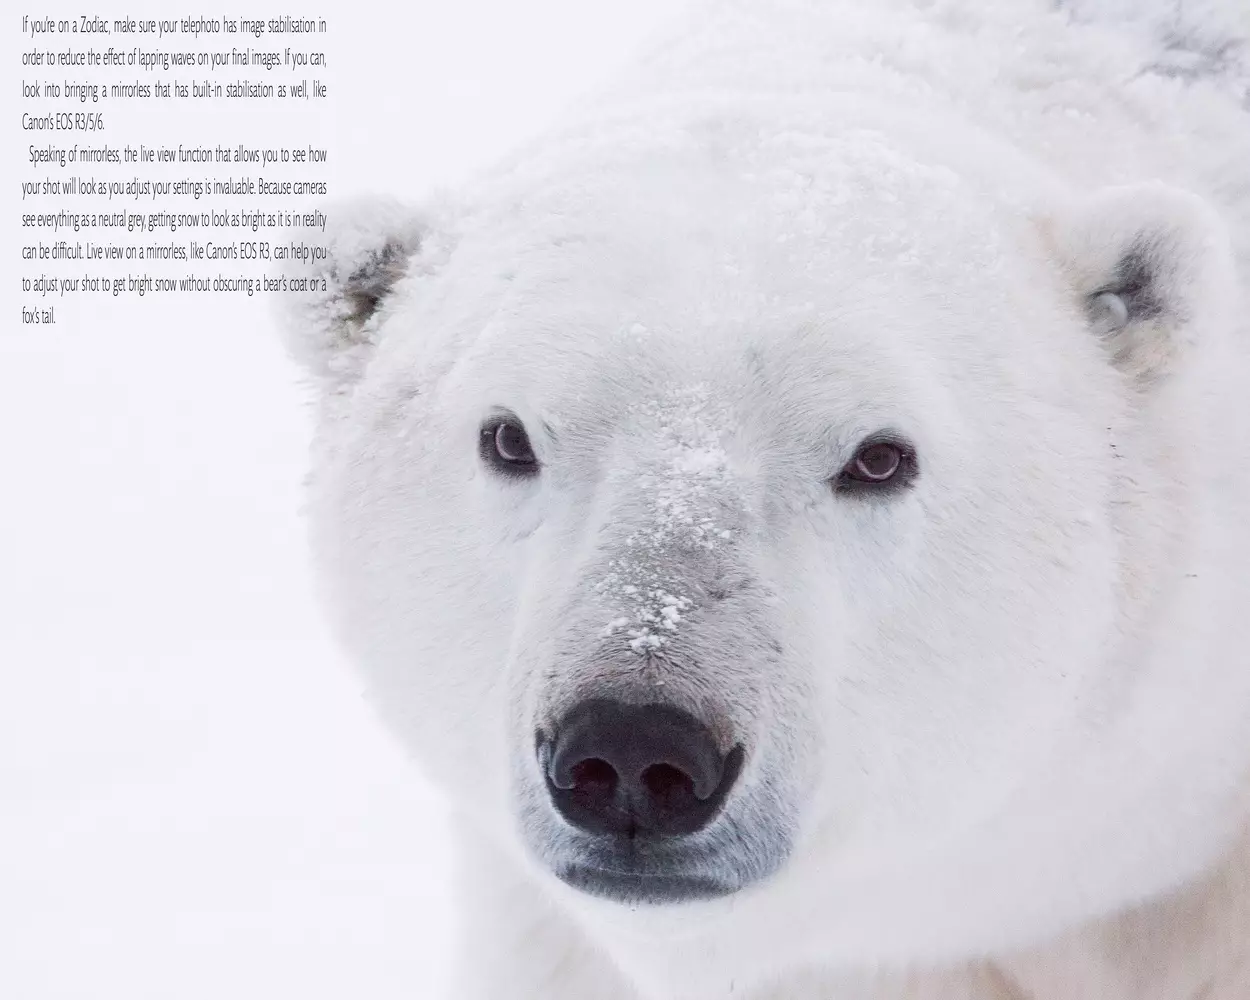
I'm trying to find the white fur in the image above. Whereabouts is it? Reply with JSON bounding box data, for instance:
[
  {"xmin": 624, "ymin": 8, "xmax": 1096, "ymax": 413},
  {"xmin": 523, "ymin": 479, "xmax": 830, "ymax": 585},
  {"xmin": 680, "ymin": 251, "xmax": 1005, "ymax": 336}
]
[{"xmin": 277, "ymin": 1, "xmax": 1250, "ymax": 997}]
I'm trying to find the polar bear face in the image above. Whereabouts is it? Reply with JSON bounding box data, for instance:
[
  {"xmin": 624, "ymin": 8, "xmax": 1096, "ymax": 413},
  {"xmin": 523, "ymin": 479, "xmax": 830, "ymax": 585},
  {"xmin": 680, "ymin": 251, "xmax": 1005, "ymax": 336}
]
[{"xmin": 284, "ymin": 122, "xmax": 1237, "ymax": 968}]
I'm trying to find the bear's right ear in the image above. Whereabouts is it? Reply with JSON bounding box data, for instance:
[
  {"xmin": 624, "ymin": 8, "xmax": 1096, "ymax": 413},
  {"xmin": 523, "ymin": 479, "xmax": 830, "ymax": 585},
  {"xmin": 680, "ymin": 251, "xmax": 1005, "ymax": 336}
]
[{"xmin": 277, "ymin": 196, "xmax": 427, "ymax": 386}]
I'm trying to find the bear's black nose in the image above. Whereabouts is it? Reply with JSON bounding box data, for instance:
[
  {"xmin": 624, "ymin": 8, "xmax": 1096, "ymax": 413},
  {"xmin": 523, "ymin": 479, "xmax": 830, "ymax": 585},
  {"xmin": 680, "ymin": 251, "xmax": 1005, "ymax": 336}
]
[{"xmin": 540, "ymin": 699, "xmax": 744, "ymax": 838}]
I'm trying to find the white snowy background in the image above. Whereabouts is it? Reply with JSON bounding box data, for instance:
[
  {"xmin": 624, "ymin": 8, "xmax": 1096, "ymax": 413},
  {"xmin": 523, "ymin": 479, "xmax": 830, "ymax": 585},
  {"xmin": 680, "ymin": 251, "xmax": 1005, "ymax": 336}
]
[{"xmin": 2, "ymin": 3, "xmax": 675, "ymax": 996}]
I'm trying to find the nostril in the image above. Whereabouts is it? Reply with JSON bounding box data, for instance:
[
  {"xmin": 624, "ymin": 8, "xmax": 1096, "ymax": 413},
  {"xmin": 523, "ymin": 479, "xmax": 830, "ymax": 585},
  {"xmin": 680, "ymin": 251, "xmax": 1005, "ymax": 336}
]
[
  {"xmin": 640, "ymin": 762, "xmax": 697, "ymax": 806},
  {"xmin": 570, "ymin": 757, "xmax": 617, "ymax": 795}
]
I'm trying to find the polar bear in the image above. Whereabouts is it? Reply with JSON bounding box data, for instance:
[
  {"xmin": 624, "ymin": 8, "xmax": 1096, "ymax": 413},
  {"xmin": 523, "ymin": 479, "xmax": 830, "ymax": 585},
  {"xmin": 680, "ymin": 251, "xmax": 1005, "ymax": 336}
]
[{"xmin": 277, "ymin": 1, "xmax": 1250, "ymax": 997}]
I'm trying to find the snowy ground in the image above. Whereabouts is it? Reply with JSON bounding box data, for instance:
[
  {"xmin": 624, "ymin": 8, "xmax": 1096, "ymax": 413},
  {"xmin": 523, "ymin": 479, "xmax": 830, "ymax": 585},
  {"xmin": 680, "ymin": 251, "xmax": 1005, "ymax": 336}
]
[
  {"xmin": 0, "ymin": 303, "xmax": 460, "ymax": 998},
  {"xmin": 2, "ymin": 3, "xmax": 675, "ymax": 996}
]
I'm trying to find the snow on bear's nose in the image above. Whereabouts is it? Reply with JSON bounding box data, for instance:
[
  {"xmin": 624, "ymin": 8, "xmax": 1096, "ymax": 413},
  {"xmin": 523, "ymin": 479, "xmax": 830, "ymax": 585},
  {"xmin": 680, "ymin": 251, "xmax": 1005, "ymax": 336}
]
[{"xmin": 593, "ymin": 382, "xmax": 744, "ymax": 655}]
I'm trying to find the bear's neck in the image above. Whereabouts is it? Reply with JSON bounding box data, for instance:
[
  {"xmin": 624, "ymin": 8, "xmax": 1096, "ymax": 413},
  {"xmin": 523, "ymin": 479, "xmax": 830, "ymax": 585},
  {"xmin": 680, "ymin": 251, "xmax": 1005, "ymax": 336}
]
[{"xmin": 1002, "ymin": 812, "xmax": 1250, "ymax": 997}]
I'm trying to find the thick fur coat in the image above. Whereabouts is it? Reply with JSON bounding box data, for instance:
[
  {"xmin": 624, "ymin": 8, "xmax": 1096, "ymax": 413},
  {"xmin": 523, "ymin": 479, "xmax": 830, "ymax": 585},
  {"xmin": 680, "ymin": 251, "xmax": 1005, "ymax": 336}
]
[{"xmin": 278, "ymin": 2, "xmax": 1250, "ymax": 997}]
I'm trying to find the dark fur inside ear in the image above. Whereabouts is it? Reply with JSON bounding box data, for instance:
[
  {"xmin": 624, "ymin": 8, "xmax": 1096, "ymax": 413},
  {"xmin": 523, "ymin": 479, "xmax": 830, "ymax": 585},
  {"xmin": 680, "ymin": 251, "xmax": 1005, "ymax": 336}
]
[
  {"xmin": 341, "ymin": 239, "xmax": 413, "ymax": 330},
  {"xmin": 275, "ymin": 196, "xmax": 427, "ymax": 385},
  {"xmin": 1099, "ymin": 241, "xmax": 1165, "ymax": 324},
  {"xmin": 1046, "ymin": 183, "xmax": 1235, "ymax": 383}
]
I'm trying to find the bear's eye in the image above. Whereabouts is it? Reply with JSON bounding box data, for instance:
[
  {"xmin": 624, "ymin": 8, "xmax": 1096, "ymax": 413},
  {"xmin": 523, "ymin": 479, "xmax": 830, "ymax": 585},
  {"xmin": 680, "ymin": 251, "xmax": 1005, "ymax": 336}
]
[
  {"xmin": 481, "ymin": 418, "xmax": 539, "ymax": 476},
  {"xmin": 835, "ymin": 437, "xmax": 916, "ymax": 495}
]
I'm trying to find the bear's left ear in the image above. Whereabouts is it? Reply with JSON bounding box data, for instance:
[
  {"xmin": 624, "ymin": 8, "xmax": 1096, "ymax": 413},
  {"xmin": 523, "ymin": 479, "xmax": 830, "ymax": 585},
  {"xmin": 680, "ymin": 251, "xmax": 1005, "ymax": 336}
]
[
  {"xmin": 275, "ymin": 196, "xmax": 430, "ymax": 387},
  {"xmin": 1041, "ymin": 182, "xmax": 1236, "ymax": 383}
]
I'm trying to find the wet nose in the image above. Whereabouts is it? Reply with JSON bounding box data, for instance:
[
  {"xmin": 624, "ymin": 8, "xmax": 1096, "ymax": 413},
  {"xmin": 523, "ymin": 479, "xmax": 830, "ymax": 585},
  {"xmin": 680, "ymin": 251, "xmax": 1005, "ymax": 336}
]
[{"xmin": 540, "ymin": 699, "xmax": 744, "ymax": 838}]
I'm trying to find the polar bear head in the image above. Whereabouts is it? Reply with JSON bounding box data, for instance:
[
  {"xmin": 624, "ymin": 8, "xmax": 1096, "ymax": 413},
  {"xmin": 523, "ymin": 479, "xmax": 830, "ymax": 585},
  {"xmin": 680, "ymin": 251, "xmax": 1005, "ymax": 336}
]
[{"xmin": 278, "ymin": 111, "xmax": 1242, "ymax": 984}]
